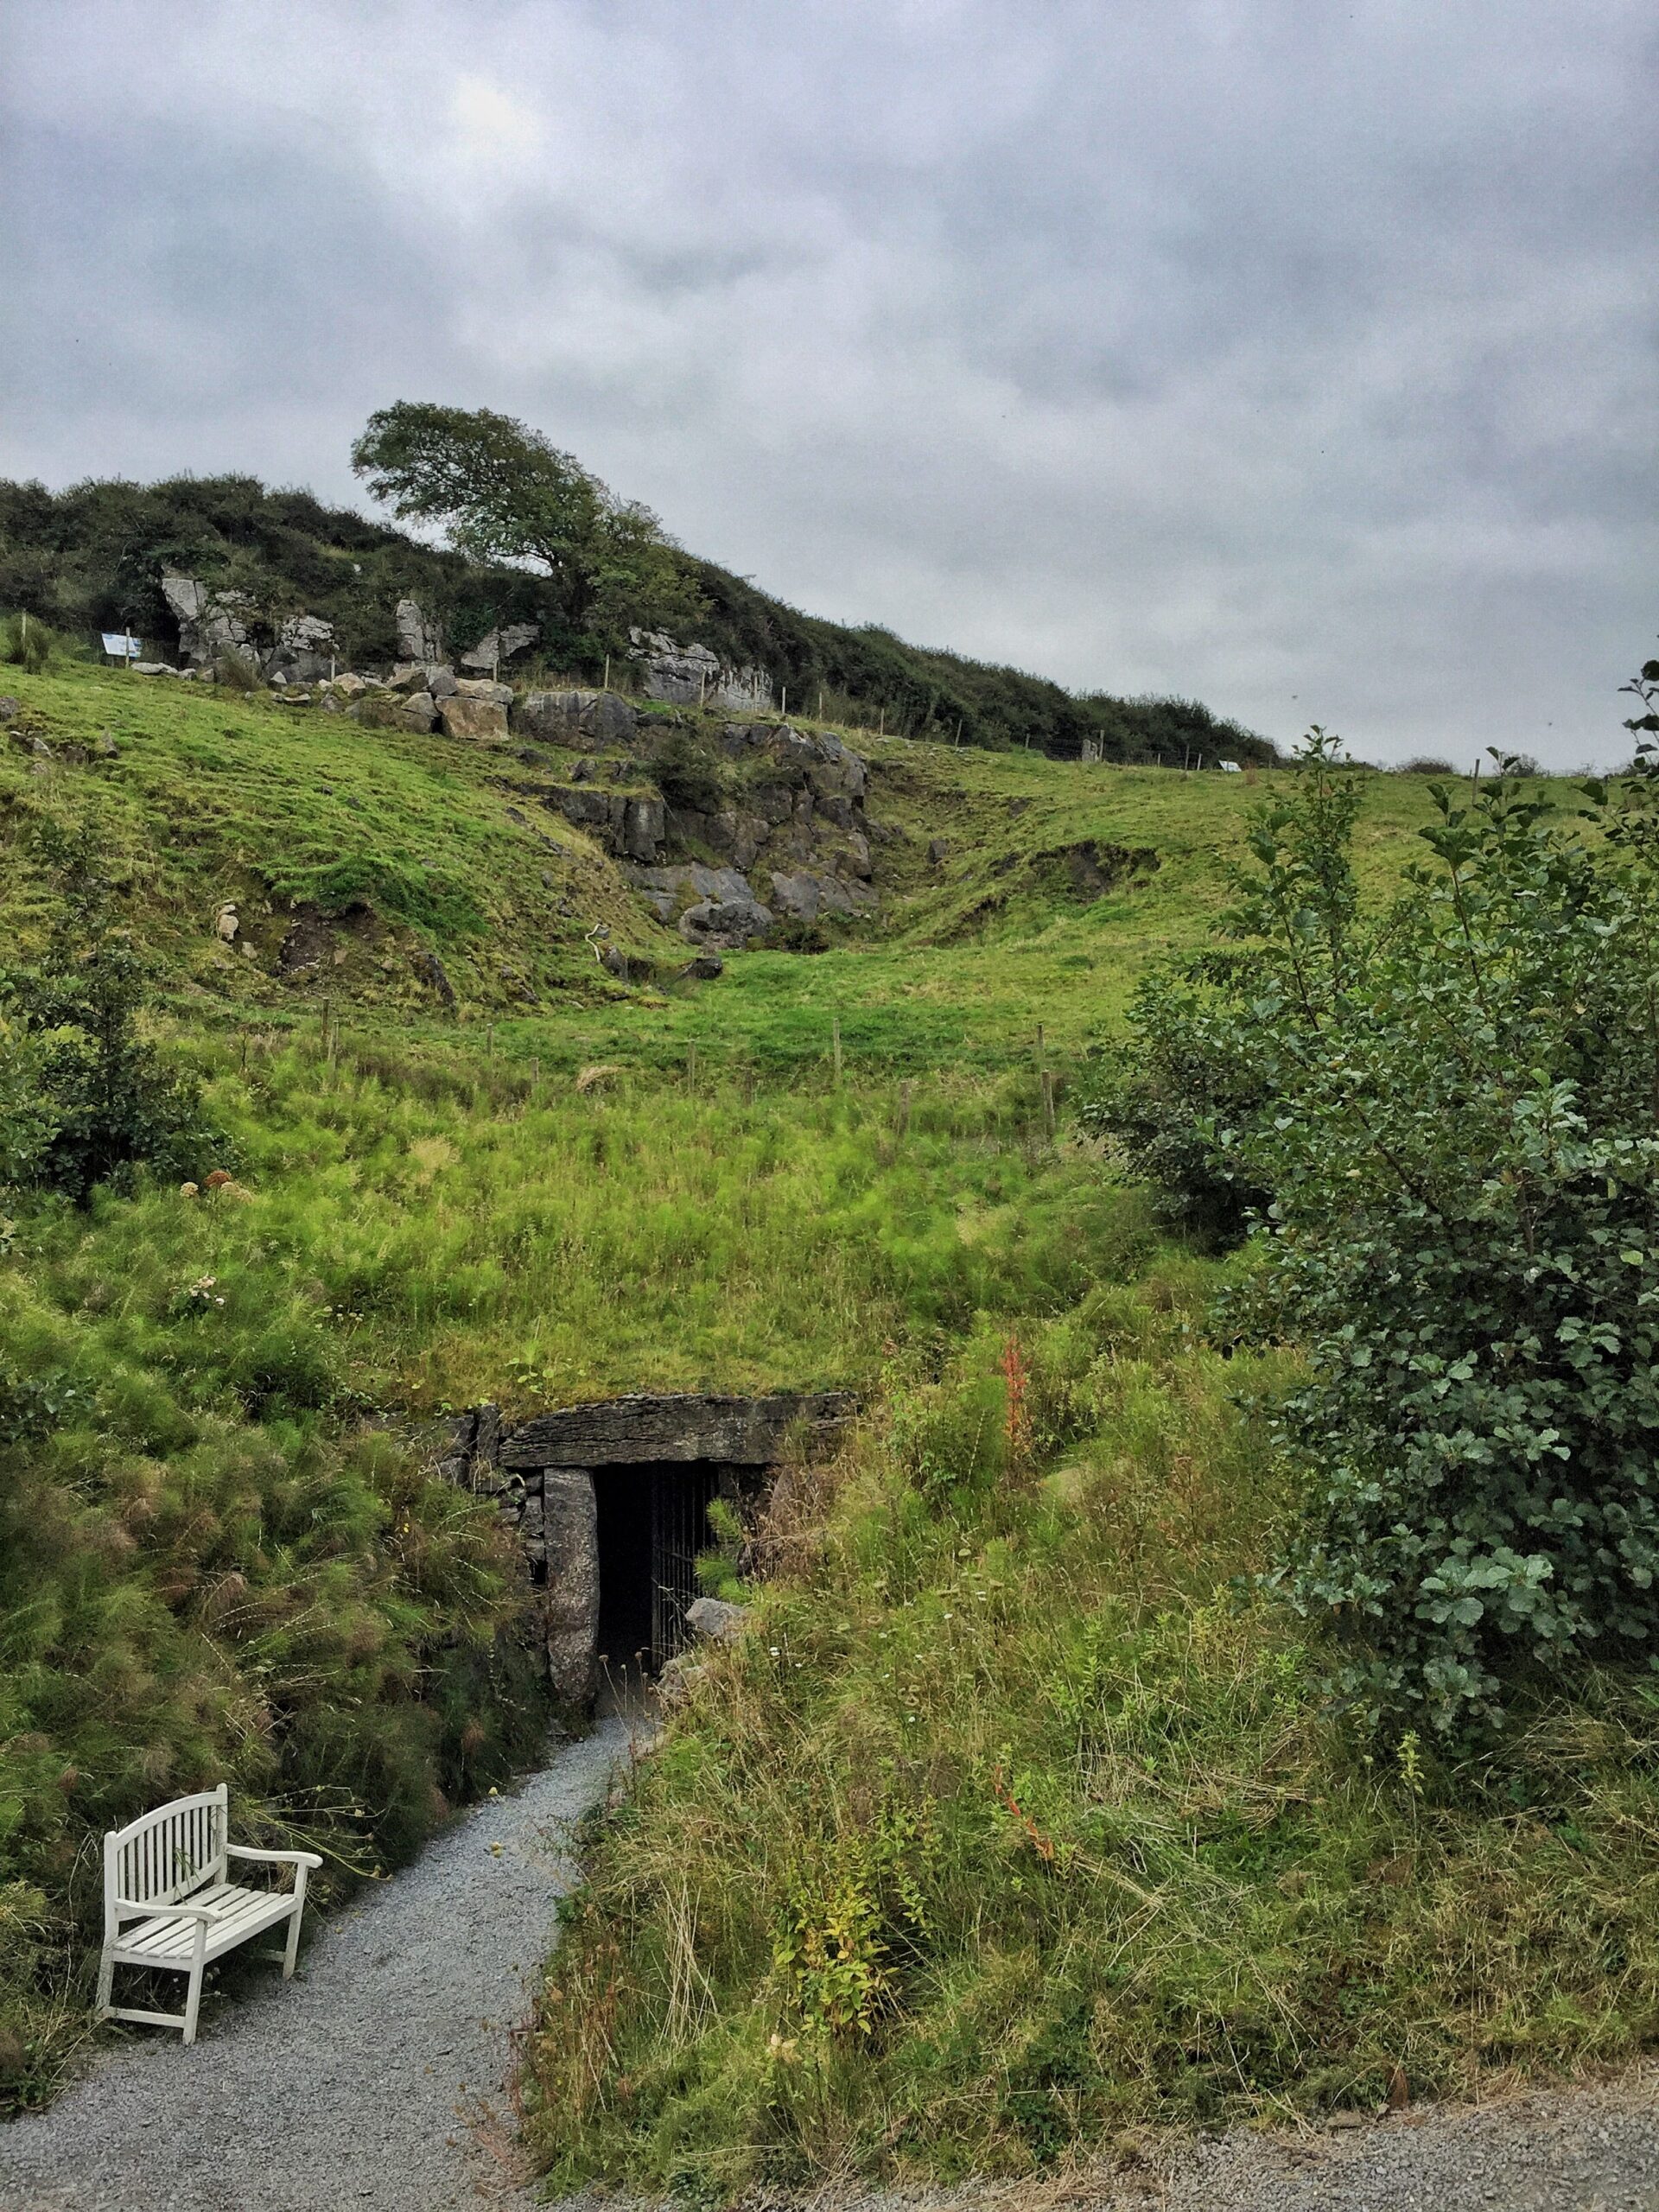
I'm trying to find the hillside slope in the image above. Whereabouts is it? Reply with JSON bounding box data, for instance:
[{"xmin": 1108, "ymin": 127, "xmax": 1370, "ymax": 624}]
[
  {"xmin": 0, "ymin": 472, "xmax": 1276, "ymax": 764},
  {"xmin": 1, "ymin": 658, "xmax": 1443, "ymax": 1067}
]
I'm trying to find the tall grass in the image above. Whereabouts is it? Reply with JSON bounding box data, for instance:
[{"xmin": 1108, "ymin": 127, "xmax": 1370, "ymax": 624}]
[
  {"xmin": 525, "ymin": 1270, "xmax": 1659, "ymax": 2196},
  {"xmin": 31, "ymin": 1037, "xmax": 1132, "ymax": 1414}
]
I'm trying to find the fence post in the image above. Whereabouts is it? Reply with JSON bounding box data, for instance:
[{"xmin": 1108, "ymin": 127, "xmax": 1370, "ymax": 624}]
[
  {"xmin": 687, "ymin": 1041, "xmax": 698, "ymax": 1090},
  {"xmin": 896, "ymin": 1077, "xmax": 912, "ymax": 1142},
  {"xmin": 831, "ymin": 1017, "xmax": 842, "ymax": 1090}
]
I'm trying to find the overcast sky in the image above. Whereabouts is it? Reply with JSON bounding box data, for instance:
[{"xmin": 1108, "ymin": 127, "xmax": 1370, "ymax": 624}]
[{"xmin": 2, "ymin": 2, "xmax": 1653, "ymax": 764}]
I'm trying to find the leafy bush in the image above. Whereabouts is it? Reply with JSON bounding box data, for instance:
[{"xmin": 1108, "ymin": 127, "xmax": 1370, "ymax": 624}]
[
  {"xmin": 1102, "ymin": 711, "xmax": 1659, "ymax": 1734},
  {"xmin": 1077, "ymin": 967, "xmax": 1270, "ymax": 1246},
  {"xmin": 0, "ymin": 816, "xmax": 215, "ymax": 1201},
  {"xmin": 1, "ymin": 613, "xmax": 54, "ymax": 674}
]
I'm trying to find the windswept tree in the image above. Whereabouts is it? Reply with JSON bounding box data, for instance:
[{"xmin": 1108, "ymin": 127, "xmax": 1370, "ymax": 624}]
[{"xmin": 350, "ymin": 403, "xmax": 703, "ymax": 644}]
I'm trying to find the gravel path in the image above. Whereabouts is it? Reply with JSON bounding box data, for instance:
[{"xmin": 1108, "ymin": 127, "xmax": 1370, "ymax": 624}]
[
  {"xmin": 0, "ymin": 1717, "xmax": 642, "ymax": 2212},
  {"xmin": 7, "ymin": 1713, "xmax": 1659, "ymax": 2212},
  {"xmin": 810, "ymin": 2071, "xmax": 1659, "ymax": 2212}
]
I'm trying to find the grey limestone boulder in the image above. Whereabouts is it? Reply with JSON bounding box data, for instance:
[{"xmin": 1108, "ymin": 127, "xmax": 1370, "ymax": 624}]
[
  {"xmin": 685, "ymin": 1595, "xmax": 748, "ymax": 1643},
  {"xmin": 437, "ymin": 695, "xmax": 507, "ymax": 744},
  {"xmin": 273, "ymin": 612, "xmax": 336, "ymax": 683},
  {"xmin": 515, "ymin": 688, "xmax": 638, "ymax": 749},
  {"xmin": 162, "ymin": 569, "xmax": 259, "ymax": 671},
  {"xmin": 396, "ymin": 598, "xmax": 443, "ymax": 664},
  {"xmin": 455, "ymin": 677, "xmax": 513, "ymax": 706},
  {"xmin": 767, "ymin": 871, "xmax": 875, "ymax": 924},
  {"xmin": 461, "ymin": 622, "xmax": 539, "ymax": 672},
  {"xmin": 678, "ymin": 896, "xmax": 773, "ymax": 950},
  {"xmin": 626, "ymin": 627, "xmax": 773, "ymax": 714}
]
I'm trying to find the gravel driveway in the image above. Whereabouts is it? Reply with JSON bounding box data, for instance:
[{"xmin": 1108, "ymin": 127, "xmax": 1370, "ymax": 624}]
[{"xmin": 0, "ymin": 1717, "xmax": 641, "ymax": 2212}]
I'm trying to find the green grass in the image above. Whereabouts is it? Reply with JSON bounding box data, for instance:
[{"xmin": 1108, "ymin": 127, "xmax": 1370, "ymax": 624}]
[
  {"xmin": 5, "ymin": 652, "xmax": 1639, "ymax": 2170},
  {"xmin": 525, "ymin": 1266, "xmax": 1659, "ymax": 2196},
  {"xmin": 1, "ymin": 657, "xmax": 1470, "ymax": 1075}
]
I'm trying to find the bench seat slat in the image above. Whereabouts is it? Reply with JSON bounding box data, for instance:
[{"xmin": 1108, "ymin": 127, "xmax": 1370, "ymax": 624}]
[{"xmin": 112, "ymin": 1882, "xmax": 296, "ymax": 1965}]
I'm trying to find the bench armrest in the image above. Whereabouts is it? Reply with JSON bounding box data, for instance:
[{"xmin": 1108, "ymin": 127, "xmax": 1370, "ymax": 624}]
[
  {"xmin": 114, "ymin": 1897, "xmax": 216, "ymax": 1921},
  {"xmin": 226, "ymin": 1845, "xmax": 323, "ymax": 1870}
]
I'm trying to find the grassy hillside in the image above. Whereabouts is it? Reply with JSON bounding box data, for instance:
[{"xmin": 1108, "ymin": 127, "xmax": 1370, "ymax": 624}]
[
  {"xmin": 527, "ymin": 1272, "xmax": 1659, "ymax": 2196},
  {"xmin": 7, "ymin": 645, "xmax": 1632, "ymax": 2171},
  {"xmin": 0, "ymin": 658, "xmax": 1447, "ymax": 1068},
  {"xmin": 0, "ymin": 472, "xmax": 1275, "ymax": 763}
]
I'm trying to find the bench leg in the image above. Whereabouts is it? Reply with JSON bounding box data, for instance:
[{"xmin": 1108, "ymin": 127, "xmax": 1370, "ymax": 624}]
[
  {"xmin": 95, "ymin": 1948, "xmax": 115, "ymax": 2022},
  {"xmin": 181, "ymin": 1923, "xmax": 207, "ymax": 2045},
  {"xmin": 282, "ymin": 1865, "xmax": 309, "ymax": 1980}
]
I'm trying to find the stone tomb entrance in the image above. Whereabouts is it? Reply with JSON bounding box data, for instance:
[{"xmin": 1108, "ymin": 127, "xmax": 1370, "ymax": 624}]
[
  {"xmin": 591, "ymin": 1463, "xmax": 721, "ymax": 1675},
  {"xmin": 439, "ymin": 1392, "xmax": 854, "ymax": 1707}
]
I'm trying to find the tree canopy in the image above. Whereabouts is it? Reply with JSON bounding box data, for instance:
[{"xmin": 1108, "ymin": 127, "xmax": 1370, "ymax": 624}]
[{"xmin": 349, "ymin": 402, "xmax": 701, "ymax": 642}]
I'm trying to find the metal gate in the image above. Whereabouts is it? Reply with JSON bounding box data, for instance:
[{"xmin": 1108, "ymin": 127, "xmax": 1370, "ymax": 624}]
[{"xmin": 650, "ymin": 1469, "xmax": 715, "ymax": 1667}]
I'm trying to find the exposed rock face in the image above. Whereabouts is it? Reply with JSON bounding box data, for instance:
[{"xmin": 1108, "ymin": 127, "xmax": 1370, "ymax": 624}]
[
  {"xmin": 653, "ymin": 723, "xmax": 874, "ymax": 918},
  {"xmin": 161, "ymin": 570, "xmax": 259, "ymax": 672},
  {"xmin": 678, "ymin": 896, "xmax": 773, "ymax": 950},
  {"xmin": 542, "ymin": 1470, "xmax": 601, "ymax": 1708},
  {"xmin": 628, "ymin": 628, "xmax": 772, "ymax": 713},
  {"xmin": 461, "ymin": 622, "xmax": 538, "ymax": 672},
  {"xmin": 624, "ymin": 861, "xmax": 752, "ymax": 924},
  {"xmin": 272, "ymin": 613, "xmax": 336, "ymax": 683},
  {"xmin": 396, "ymin": 598, "xmax": 443, "ymax": 663},
  {"xmin": 543, "ymin": 786, "xmax": 665, "ymax": 862},
  {"xmin": 515, "ymin": 688, "xmax": 638, "ymax": 748},
  {"xmin": 437, "ymin": 695, "xmax": 509, "ymax": 745},
  {"xmin": 767, "ymin": 870, "xmax": 877, "ymax": 923}
]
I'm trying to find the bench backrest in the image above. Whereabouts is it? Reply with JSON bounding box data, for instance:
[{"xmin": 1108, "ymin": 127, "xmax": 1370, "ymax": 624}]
[{"xmin": 104, "ymin": 1785, "xmax": 228, "ymax": 1932}]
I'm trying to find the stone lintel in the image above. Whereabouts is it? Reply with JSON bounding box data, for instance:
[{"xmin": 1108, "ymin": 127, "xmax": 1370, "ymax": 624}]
[{"xmin": 500, "ymin": 1390, "xmax": 855, "ymax": 1471}]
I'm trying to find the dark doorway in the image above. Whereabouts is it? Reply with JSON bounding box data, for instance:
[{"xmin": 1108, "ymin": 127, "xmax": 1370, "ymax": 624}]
[{"xmin": 594, "ymin": 1464, "xmax": 720, "ymax": 1676}]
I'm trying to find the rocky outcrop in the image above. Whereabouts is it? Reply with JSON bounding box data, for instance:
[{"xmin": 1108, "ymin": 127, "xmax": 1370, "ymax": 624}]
[
  {"xmin": 628, "ymin": 629, "xmax": 772, "ymax": 713},
  {"xmin": 624, "ymin": 861, "xmax": 752, "ymax": 924},
  {"xmin": 272, "ymin": 613, "xmax": 336, "ymax": 683},
  {"xmin": 766, "ymin": 870, "xmax": 877, "ymax": 923},
  {"xmin": 396, "ymin": 598, "xmax": 443, "ymax": 663},
  {"xmin": 677, "ymin": 895, "xmax": 773, "ymax": 950},
  {"xmin": 461, "ymin": 622, "xmax": 538, "ymax": 672},
  {"xmin": 515, "ymin": 689, "xmax": 638, "ymax": 748},
  {"xmin": 162, "ymin": 570, "xmax": 259, "ymax": 672},
  {"xmin": 543, "ymin": 786, "xmax": 665, "ymax": 862}
]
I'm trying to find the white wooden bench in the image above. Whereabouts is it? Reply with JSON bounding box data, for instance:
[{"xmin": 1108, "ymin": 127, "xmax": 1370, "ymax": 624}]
[{"xmin": 97, "ymin": 1784, "xmax": 322, "ymax": 2045}]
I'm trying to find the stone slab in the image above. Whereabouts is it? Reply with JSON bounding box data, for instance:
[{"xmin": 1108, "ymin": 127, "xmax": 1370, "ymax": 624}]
[{"xmin": 501, "ymin": 1390, "xmax": 855, "ymax": 1470}]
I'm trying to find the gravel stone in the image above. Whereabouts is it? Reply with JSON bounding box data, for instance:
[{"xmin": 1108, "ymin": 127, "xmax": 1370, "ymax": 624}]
[
  {"xmin": 10, "ymin": 1718, "xmax": 1659, "ymax": 2212},
  {"xmin": 793, "ymin": 2069, "xmax": 1659, "ymax": 2212},
  {"xmin": 0, "ymin": 1720, "xmax": 641, "ymax": 2211}
]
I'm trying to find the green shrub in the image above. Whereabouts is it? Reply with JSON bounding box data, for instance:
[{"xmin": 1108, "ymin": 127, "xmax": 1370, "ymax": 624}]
[
  {"xmin": 0, "ymin": 816, "xmax": 216, "ymax": 1202},
  {"xmin": 1112, "ymin": 715, "xmax": 1659, "ymax": 1734},
  {"xmin": 1, "ymin": 613, "xmax": 54, "ymax": 675}
]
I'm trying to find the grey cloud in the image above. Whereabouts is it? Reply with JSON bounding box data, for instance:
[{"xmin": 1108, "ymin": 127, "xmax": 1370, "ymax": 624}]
[{"xmin": 1, "ymin": 0, "xmax": 1654, "ymax": 763}]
